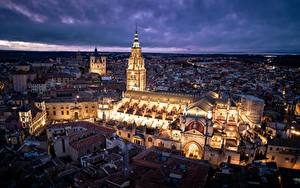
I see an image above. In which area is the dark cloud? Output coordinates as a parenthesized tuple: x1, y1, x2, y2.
(0, 0, 299, 52)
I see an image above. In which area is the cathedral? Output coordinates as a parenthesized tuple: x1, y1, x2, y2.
(97, 30, 266, 165)
(89, 48, 107, 76)
(44, 30, 266, 165)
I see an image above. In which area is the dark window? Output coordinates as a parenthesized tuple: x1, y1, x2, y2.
(148, 137, 153, 142)
(67, 111, 69, 115)
(127, 133, 131, 138)
(53, 111, 56, 116)
(271, 156, 275, 160)
(269, 147, 272, 151)
(61, 111, 64, 115)
(135, 140, 141, 145)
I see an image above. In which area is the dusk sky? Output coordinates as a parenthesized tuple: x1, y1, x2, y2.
(0, 0, 300, 53)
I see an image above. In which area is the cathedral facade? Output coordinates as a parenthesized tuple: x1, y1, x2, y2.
(89, 48, 107, 76)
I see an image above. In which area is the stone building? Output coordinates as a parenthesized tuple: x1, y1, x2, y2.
(266, 138, 300, 169)
(89, 48, 106, 76)
(12, 61, 36, 93)
(18, 100, 47, 135)
(46, 121, 115, 161)
(46, 98, 98, 122)
(126, 30, 146, 91)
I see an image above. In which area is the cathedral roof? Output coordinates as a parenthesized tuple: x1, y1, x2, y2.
(188, 91, 219, 111)
(124, 90, 199, 104)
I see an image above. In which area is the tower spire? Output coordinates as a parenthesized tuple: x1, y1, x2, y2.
(132, 25, 140, 48)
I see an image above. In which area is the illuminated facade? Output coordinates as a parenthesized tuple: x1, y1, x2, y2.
(126, 30, 146, 91)
(19, 101, 47, 136)
(266, 138, 300, 169)
(46, 99, 98, 121)
(89, 48, 107, 76)
(94, 32, 267, 165)
(100, 90, 253, 164)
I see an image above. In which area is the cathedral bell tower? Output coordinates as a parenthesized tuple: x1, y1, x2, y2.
(126, 29, 146, 91)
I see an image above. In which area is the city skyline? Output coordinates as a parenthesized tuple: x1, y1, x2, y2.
(0, 0, 300, 53)
(0, 5, 300, 186)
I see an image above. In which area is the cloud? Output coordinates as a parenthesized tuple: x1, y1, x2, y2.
(60, 16, 75, 24)
(0, 0, 299, 52)
(0, 40, 188, 53)
(1, 0, 47, 23)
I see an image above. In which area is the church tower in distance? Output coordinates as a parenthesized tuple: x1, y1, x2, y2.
(126, 29, 146, 91)
(89, 48, 107, 76)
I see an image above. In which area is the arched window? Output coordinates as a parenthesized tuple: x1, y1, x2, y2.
(148, 137, 153, 143)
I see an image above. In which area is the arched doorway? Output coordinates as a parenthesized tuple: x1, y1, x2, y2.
(183, 142, 203, 159)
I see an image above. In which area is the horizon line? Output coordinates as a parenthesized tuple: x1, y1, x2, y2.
(0, 39, 300, 55)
